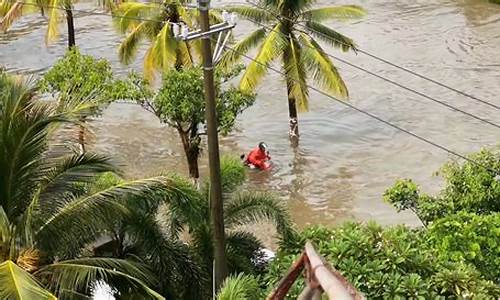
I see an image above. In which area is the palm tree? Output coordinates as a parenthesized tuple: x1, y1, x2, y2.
(0, 71, 169, 298)
(90, 173, 209, 299)
(0, 0, 78, 48)
(91, 156, 294, 295)
(220, 0, 365, 140)
(112, 0, 221, 80)
(161, 156, 295, 286)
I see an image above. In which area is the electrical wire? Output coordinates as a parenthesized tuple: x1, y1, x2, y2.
(244, 0, 500, 111)
(233, 2, 500, 129)
(2, 0, 499, 175)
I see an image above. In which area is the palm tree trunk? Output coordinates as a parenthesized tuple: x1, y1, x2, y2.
(65, 8, 75, 49)
(286, 81, 299, 142)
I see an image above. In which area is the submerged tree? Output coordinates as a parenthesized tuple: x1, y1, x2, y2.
(119, 67, 255, 180)
(0, 0, 119, 48)
(39, 48, 117, 153)
(0, 70, 168, 298)
(220, 0, 365, 141)
(1, 0, 78, 48)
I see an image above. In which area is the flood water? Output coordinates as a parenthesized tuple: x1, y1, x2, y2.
(1, 0, 499, 228)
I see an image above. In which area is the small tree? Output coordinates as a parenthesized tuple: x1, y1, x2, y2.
(121, 67, 255, 180)
(39, 48, 118, 152)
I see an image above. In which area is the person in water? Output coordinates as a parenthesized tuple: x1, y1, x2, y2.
(243, 142, 271, 170)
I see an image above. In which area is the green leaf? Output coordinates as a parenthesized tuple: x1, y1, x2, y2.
(239, 23, 288, 92)
(302, 5, 366, 22)
(36, 258, 163, 299)
(298, 33, 349, 98)
(304, 21, 357, 52)
(0, 260, 57, 300)
(218, 28, 267, 71)
(225, 6, 274, 23)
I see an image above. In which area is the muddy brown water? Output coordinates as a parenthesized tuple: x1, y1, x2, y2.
(1, 0, 499, 229)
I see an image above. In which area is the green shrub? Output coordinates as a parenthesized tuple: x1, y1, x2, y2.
(265, 223, 499, 299)
(427, 212, 500, 281)
(385, 148, 500, 225)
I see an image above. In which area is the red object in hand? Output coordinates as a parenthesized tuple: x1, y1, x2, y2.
(246, 147, 271, 170)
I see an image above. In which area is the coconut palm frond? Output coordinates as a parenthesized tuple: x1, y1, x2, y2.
(0, 260, 57, 300)
(239, 23, 287, 92)
(36, 258, 163, 299)
(220, 155, 246, 194)
(0, 77, 68, 219)
(143, 22, 177, 80)
(218, 27, 266, 71)
(45, 0, 61, 44)
(299, 33, 348, 98)
(35, 177, 170, 257)
(118, 21, 150, 65)
(283, 37, 309, 111)
(177, 40, 194, 67)
(113, 2, 155, 33)
(225, 231, 262, 274)
(224, 191, 294, 238)
(38, 153, 117, 201)
(304, 20, 356, 52)
(125, 211, 208, 298)
(302, 5, 366, 22)
(225, 6, 274, 23)
(0, 1, 24, 31)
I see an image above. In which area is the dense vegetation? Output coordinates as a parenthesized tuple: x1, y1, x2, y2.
(219, 148, 500, 299)
(1, 0, 498, 297)
(0, 69, 292, 298)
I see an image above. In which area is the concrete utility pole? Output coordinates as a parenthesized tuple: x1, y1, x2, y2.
(198, 0, 228, 290)
(173, 0, 237, 291)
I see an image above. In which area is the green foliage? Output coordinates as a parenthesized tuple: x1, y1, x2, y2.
(220, 1, 365, 136)
(219, 155, 247, 193)
(154, 67, 255, 134)
(383, 179, 420, 212)
(155, 67, 205, 127)
(265, 223, 499, 299)
(427, 212, 500, 281)
(382, 147, 500, 289)
(153, 157, 293, 289)
(217, 273, 264, 300)
(440, 148, 500, 214)
(119, 67, 255, 178)
(0, 71, 168, 298)
(384, 148, 500, 224)
(38, 48, 117, 107)
(0, 260, 57, 299)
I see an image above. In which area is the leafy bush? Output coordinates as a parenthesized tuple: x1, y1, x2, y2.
(384, 148, 500, 225)
(265, 223, 499, 299)
(427, 212, 500, 281)
(39, 48, 116, 104)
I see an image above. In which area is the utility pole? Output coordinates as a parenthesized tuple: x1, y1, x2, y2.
(198, 0, 227, 290)
(173, 1, 236, 290)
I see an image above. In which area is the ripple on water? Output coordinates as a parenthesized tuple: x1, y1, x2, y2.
(1, 0, 500, 227)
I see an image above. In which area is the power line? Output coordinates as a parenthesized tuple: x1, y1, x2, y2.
(234, 3, 500, 129)
(244, 0, 500, 111)
(213, 38, 500, 176)
(2, 1, 499, 175)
